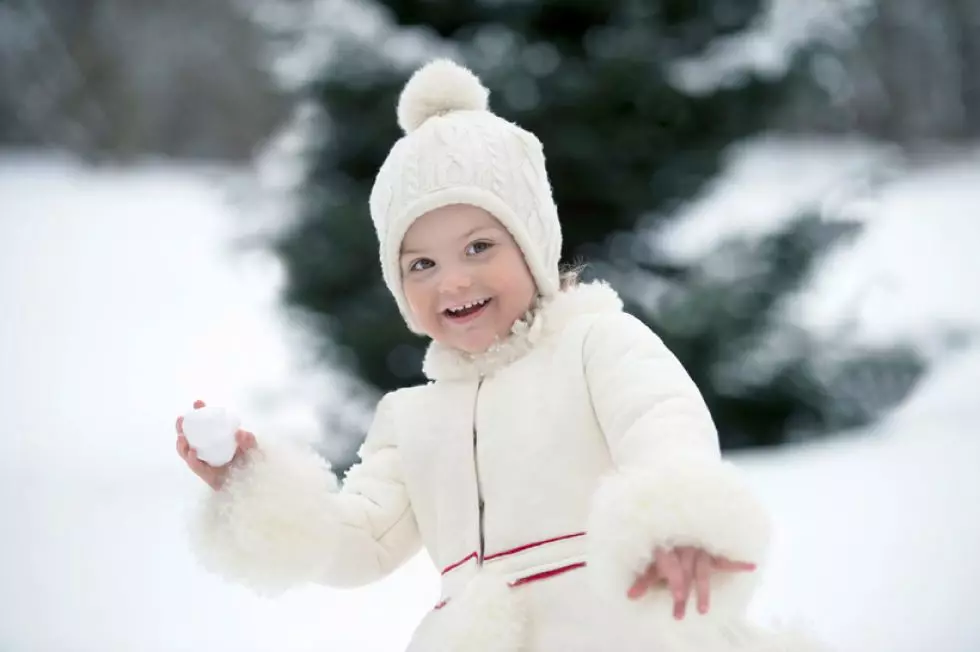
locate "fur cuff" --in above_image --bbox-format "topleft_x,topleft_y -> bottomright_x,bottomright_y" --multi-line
586,458 -> 771,619
187,440 -> 345,596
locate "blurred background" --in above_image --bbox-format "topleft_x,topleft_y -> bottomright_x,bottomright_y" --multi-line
1,0 -> 979,650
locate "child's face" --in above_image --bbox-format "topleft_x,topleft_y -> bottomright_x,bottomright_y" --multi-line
400,204 -> 537,354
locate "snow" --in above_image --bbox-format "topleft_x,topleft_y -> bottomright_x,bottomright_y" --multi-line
1,144 -> 979,651
0,152 -> 435,651
180,405 -> 242,467
743,360 -> 980,649
660,136 -> 980,345
669,0 -> 876,93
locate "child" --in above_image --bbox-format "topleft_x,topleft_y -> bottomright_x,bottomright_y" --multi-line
176,59 -> 816,652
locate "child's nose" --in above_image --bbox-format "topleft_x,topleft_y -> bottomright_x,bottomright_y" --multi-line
438,268 -> 473,294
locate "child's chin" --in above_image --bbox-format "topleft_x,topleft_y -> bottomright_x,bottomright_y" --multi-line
455,340 -> 494,355
449,333 -> 497,355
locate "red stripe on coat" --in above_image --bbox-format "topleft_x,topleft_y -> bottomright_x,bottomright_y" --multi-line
509,561 -> 587,587
441,551 -> 478,575
483,531 -> 587,562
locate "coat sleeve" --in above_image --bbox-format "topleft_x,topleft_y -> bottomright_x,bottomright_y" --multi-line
582,311 -> 771,620
187,392 -> 422,595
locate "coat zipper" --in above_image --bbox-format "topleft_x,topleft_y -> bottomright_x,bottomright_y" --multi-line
473,378 -> 486,565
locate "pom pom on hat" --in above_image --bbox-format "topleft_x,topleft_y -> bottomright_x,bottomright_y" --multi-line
396,59 -> 489,133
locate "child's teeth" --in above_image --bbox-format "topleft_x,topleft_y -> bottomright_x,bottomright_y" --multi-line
448,299 -> 487,314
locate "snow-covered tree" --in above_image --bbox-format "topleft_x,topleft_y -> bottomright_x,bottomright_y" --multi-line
255,0 -> 931,466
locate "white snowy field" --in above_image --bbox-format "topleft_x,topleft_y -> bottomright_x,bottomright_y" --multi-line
0,142 -> 978,651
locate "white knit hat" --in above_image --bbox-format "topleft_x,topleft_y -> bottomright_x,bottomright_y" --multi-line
369,59 -> 563,334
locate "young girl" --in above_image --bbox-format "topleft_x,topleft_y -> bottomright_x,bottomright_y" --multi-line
176,59 -> 817,652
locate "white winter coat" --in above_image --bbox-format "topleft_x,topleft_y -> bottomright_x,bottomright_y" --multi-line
190,282 -> 819,652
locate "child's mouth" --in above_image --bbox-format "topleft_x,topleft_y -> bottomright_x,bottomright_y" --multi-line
444,298 -> 491,322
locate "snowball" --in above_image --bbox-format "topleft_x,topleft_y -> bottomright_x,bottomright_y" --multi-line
181,405 -> 241,467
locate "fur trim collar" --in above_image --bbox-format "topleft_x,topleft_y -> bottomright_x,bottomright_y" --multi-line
422,281 -> 624,382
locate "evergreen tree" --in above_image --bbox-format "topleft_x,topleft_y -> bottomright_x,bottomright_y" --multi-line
269,0 -> 926,459
619,213 -> 927,449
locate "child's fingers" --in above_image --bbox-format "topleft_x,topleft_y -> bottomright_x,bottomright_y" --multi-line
176,435 -> 189,458
176,415 -> 184,436
695,552 -> 712,614
187,448 -> 211,473
711,555 -> 756,573
181,446 -> 225,489
627,565 -> 656,600
654,548 -> 686,618
627,576 -> 645,600
235,429 -> 256,450
655,548 -> 684,594
677,547 -> 697,619
193,400 -> 206,409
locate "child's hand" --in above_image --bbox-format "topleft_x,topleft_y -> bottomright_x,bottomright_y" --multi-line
175,400 -> 256,491
627,546 -> 755,619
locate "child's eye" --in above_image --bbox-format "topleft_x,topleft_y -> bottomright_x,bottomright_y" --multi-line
409,258 -> 434,273
466,240 -> 494,256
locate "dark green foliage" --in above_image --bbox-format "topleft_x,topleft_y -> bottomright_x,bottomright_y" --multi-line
613,214 -> 927,448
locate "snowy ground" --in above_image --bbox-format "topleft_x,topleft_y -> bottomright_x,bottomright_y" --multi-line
1,142 -> 978,651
